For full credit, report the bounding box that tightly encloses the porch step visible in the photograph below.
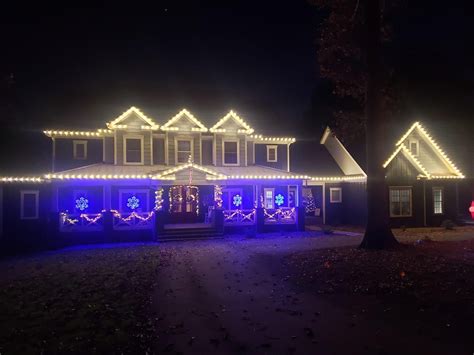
[158,227,223,241]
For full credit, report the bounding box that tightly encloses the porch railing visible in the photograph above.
[223,209,256,225]
[59,213,104,232]
[112,211,155,230]
[264,207,297,224]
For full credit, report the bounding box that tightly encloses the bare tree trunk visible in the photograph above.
[359,0,399,249]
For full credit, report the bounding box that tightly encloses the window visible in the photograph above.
[176,140,192,164]
[266,145,278,162]
[21,190,39,219]
[330,187,342,203]
[222,188,243,210]
[409,140,419,156]
[223,140,239,165]
[118,189,149,212]
[73,140,87,160]
[264,188,274,209]
[124,136,144,164]
[389,187,412,217]
[433,187,443,214]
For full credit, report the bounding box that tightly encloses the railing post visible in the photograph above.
[297,206,305,231]
[103,211,114,241]
[256,208,265,232]
[155,210,166,237]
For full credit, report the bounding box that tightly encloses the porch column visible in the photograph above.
[103,184,111,210]
[296,183,305,231]
[155,185,165,235]
[256,183,264,232]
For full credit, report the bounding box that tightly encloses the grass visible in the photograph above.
[0,244,171,354]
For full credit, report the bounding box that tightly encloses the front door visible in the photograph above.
[168,185,201,223]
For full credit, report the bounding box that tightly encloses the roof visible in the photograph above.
[383,121,465,179]
[45,163,308,181]
[290,140,345,177]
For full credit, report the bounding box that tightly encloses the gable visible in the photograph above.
[210,111,254,134]
[390,122,464,178]
[385,153,424,180]
[107,107,159,130]
[161,109,207,132]
[155,163,224,181]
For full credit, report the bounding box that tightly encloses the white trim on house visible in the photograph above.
[20,190,39,220]
[150,132,154,165]
[73,140,88,160]
[222,138,240,166]
[175,136,194,164]
[389,186,413,217]
[123,134,145,165]
[329,187,342,203]
[266,145,278,162]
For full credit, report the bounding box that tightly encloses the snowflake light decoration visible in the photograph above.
[127,195,140,210]
[233,194,242,207]
[275,194,284,206]
[75,197,89,211]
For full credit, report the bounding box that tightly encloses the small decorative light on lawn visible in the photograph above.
[75,197,89,211]
[469,201,474,220]
[127,196,140,210]
[275,194,284,206]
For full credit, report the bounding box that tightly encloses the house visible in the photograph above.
[2,106,340,249]
[383,122,468,227]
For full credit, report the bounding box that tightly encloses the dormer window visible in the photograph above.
[223,140,239,166]
[266,145,278,162]
[124,135,144,165]
[409,139,419,156]
[73,140,87,160]
[176,139,193,164]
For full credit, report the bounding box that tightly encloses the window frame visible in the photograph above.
[222,188,243,210]
[73,140,88,160]
[432,186,444,215]
[123,134,144,165]
[118,189,149,212]
[263,188,275,209]
[222,139,240,166]
[389,186,413,217]
[409,139,419,156]
[266,145,278,162]
[175,137,194,164]
[20,190,39,220]
[329,187,342,203]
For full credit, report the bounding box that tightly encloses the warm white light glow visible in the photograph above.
[161,109,208,132]
[107,106,159,129]
[210,110,254,134]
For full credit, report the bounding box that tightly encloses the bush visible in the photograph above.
[441,219,455,230]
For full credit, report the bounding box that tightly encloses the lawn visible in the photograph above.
[284,238,474,352]
[0,244,171,354]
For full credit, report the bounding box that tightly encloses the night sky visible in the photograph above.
[1,1,473,173]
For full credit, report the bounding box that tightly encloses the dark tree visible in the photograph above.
[312,0,399,248]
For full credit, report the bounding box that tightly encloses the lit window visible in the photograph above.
[222,188,243,210]
[433,187,443,214]
[390,187,412,217]
[329,188,342,203]
[177,140,192,163]
[73,140,87,160]
[21,190,39,219]
[266,145,278,162]
[119,190,149,212]
[223,141,239,165]
[124,137,143,164]
[264,188,274,209]
[409,140,419,156]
